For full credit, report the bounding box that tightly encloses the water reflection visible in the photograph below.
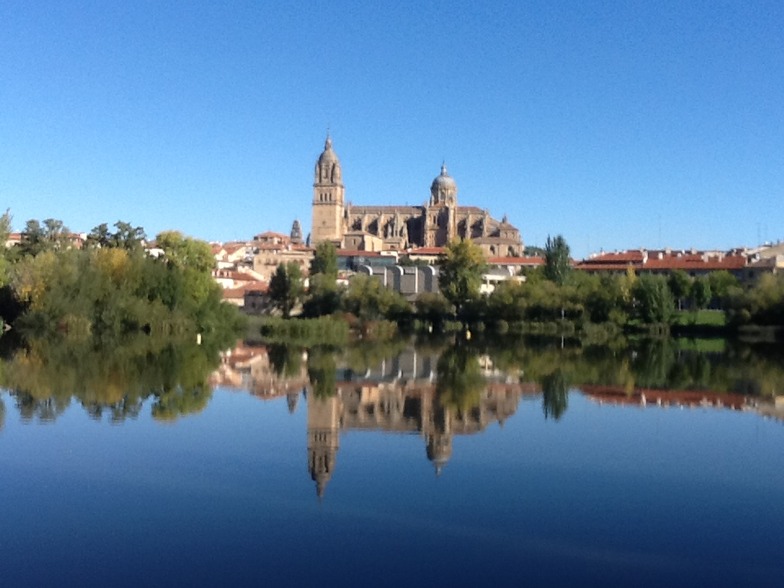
[541,369,569,420]
[3,331,784,497]
[211,337,784,498]
[0,332,220,422]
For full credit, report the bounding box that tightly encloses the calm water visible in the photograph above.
[1,340,783,587]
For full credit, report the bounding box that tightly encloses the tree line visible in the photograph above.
[0,212,242,344]
[267,235,784,336]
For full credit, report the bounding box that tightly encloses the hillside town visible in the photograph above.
[208,136,784,313]
[209,233,784,314]
[4,135,782,316]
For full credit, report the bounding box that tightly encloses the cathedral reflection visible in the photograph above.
[211,344,535,497]
[210,342,784,498]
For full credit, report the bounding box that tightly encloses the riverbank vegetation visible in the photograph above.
[0,214,243,346]
[0,214,244,422]
[264,236,784,342]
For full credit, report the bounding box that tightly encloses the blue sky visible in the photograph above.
[1,1,782,258]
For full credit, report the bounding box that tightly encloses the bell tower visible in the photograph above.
[311,135,345,244]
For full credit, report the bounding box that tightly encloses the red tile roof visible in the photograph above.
[644,254,746,271]
[583,251,645,264]
[575,249,747,272]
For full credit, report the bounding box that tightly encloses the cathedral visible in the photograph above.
[311,136,523,257]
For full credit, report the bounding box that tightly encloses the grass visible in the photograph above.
[673,310,727,327]
[245,315,351,347]
[675,338,726,353]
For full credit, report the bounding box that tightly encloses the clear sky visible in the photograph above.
[1,1,782,258]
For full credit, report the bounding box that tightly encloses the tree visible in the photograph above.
[303,241,341,317]
[155,231,214,273]
[0,209,11,244]
[633,274,675,324]
[112,221,146,251]
[42,218,70,249]
[342,274,410,323]
[0,210,12,287]
[543,234,571,285]
[438,239,486,318]
[667,270,691,310]
[302,274,343,317]
[310,241,338,280]
[690,277,712,313]
[268,262,304,318]
[18,220,46,257]
[85,223,112,249]
[18,218,71,257]
[707,271,738,308]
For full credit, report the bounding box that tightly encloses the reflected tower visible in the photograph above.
[307,393,341,498]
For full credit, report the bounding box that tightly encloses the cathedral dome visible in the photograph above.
[431,163,456,192]
[429,163,457,206]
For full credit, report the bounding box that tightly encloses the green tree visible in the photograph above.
[302,273,343,317]
[727,273,784,326]
[20,220,45,256]
[438,239,487,318]
[155,231,214,273]
[667,270,692,310]
[112,221,146,251]
[343,274,410,323]
[633,274,675,325]
[310,241,338,280]
[85,223,112,249]
[269,262,304,318]
[486,280,527,322]
[0,210,12,287]
[42,219,70,250]
[543,234,571,285]
[690,277,712,312]
[303,241,341,317]
[707,271,738,307]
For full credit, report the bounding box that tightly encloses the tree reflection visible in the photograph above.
[268,344,303,378]
[0,332,221,422]
[307,348,337,399]
[483,335,784,403]
[541,370,569,421]
[436,344,485,413]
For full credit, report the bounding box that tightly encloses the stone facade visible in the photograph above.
[311,137,523,257]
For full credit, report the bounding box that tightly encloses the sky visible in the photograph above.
[1,0,782,258]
